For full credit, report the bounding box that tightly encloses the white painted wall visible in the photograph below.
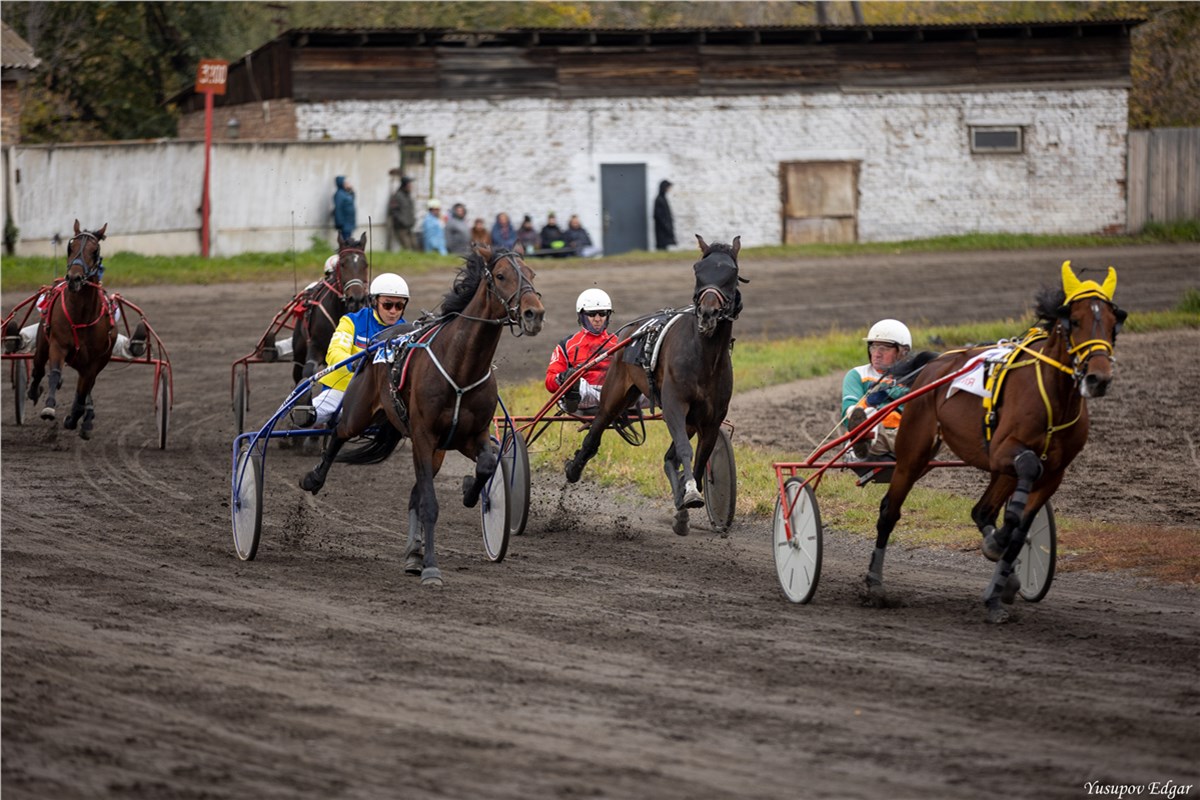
[9,140,399,256]
[299,87,1129,249]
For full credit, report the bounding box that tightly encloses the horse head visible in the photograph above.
[1044,261,1125,399]
[66,219,107,293]
[692,234,747,337]
[475,243,545,336]
[336,231,369,313]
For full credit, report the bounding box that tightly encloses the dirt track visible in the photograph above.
[3,244,1199,799]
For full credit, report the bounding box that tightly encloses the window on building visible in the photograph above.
[970,126,1024,154]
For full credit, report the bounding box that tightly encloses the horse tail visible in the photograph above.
[337,421,404,465]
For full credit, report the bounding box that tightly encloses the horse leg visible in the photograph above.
[660,390,703,511]
[661,440,692,536]
[299,434,348,494]
[414,443,445,587]
[40,365,63,421]
[403,484,424,575]
[564,387,629,483]
[982,449,1043,561]
[64,370,99,436]
[983,474,1064,624]
[28,338,47,404]
[866,438,937,602]
[461,433,498,509]
[971,475,1016,545]
[298,388,369,494]
[81,394,96,438]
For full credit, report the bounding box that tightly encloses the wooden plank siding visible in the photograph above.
[1125,128,1200,232]
[178,22,1137,110]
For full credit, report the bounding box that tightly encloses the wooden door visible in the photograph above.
[781,161,859,244]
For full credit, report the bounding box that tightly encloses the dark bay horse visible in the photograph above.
[565,234,747,535]
[299,244,545,586]
[28,220,115,439]
[291,232,370,414]
[869,261,1125,623]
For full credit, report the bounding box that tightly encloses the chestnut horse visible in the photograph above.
[565,234,747,535]
[291,231,370,417]
[868,262,1125,622]
[299,245,545,586]
[28,220,115,439]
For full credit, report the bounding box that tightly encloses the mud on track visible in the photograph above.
[3,245,1198,799]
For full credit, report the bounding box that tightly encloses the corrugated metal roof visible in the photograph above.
[1,21,40,70]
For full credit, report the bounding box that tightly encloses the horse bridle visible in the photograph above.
[67,231,104,282]
[471,251,541,334]
[1058,295,1125,384]
[335,247,368,298]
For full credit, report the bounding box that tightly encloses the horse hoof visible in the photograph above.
[564,458,582,484]
[672,512,689,536]
[63,415,77,430]
[79,427,92,440]
[462,475,479,508]
[1001,572,1021,605]
[299,473,323,495]
[986,604,1013,624]
[681,490,704,510]
[40,407,56,421]
[981,528,1006,562]
[420,567,444,587]
[404,554,423,575]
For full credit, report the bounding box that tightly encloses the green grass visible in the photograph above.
[505,294,1200,546]
[3,223,1197,293]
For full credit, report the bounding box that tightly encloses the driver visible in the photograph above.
[309,272,409,426]
[545,288,619,413]
[841,318,912,459]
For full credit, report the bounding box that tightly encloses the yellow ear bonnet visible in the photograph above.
[1061,260,1117,303]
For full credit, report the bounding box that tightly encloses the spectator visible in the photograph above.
[539,212,565,252]
[445,202,471,256]
[653,179,676,251]
[562,214,597,257]
[491,212,517,250]
[387,176,416,251]
[333,175,357,241]
[470,217,491,248]
[422,199,447,255]
[516,215,539,253]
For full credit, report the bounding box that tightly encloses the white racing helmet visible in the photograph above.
[864,318,911,348]
[323,254,339,276]
[370,272,410,299]
[576,288,612,313]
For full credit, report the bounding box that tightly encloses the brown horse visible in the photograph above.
[28,220,116,439]
[291,231,370,419]
[299,244,545,586]
[868,261,1125,623]
[565,234,747,535]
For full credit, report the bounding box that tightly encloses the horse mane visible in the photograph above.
[440,249,514,315]
[1033,286,1067,328]
[885,350,941,385]
[702,241,739,263]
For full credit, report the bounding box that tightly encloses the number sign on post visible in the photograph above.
[196,59,229,258]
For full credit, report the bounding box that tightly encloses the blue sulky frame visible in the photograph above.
[229,336,522,564]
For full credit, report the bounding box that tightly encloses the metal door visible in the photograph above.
[600,163,648,255]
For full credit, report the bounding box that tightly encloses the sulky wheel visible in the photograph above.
[505,424,531,536]
[1015,501,1057,602]
[773,477,823,604]
[231,447,264,561]
[156,370,170,450]
[704,427,737,532]
[481,450,511,563]
[12,360,27,426]
[233,371,249,435]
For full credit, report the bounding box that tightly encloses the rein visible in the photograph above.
[48,281,113,350]
[447,251,541,335]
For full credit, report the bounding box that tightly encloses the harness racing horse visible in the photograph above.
[291,231,370,418]
[565,234,747,536]
[299,244,545,586]
[868,261,1125,623]
[28,220,116,439]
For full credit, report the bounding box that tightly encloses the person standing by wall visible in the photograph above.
[387,176,416,251]
[333,175,357,241]
[653,179,676,251]
[422,199,447,255]
[445,202,471,256]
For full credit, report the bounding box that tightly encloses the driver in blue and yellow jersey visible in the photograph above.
[310,272,409,426]
[841,318,912,460]
[545,288,619,413]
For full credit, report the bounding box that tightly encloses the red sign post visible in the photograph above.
[195,59,228,258]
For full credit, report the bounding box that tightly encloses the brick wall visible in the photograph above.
[177,98,298,142]
[1,79,22,146]
[295,88,1129,249]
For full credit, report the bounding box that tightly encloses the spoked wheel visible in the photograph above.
[704,427,737,532]
[481,451,511,562]
[233,371,248,435]
[773,477,823,604]
[232,446,264,561]
[155,371,170,450]
[1015,502,1057,602]
[11,361,27,426]
[504,424,531,536]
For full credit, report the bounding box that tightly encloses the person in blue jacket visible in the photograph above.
[332,176,357,241]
